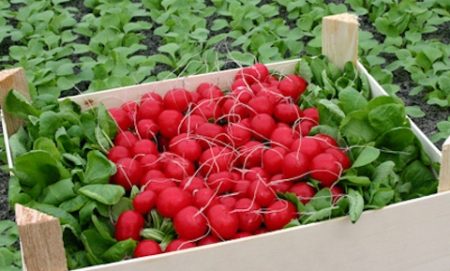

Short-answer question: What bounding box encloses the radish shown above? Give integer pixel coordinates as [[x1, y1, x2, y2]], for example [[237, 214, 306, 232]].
[[196, 83, 223, 99], [270, 126, 296, 149], [234, 232, 252, 239], [139, 154, 161, 171], [231, 82, 253, 103], [198, 235, 220, 246], [156, 187, 192, 218], [296, 120, 316, 137], [310, 153, 341, 187], [165, 239, 196, 252], [248, 95, 274, 115], [282, 152, 309, 179], [192, 99, 222, 120], [219, 196, 237, 209], [115, 210, 145, 241], [222, 98, 249, 122], [162, 156, 195, 180], [134, 240, 162, 258], [199, 147, 234, 175], [262, 147, 287, 175], [180, 176, 206, 193], [315, 134, 338, 149], [235, 67, 259, 84], [303, 107, 319, 123], [132, 139, 158, 156], [234, 198, 262, 233], [269, 174, 292, 193], [158, 110, 183, 138], [207, 171, 235, 194], [114, 131, 138, 149], [163, 88, 192, 112], [137, 99, 163, 121], [136, 119, 159, 139], [250, 113, 276, 139], [289, 182, 315, 204], [139, 169, 165, 187], [180, 115, 206, 134], [226, 122, 252, 147], [141, 92, 163, 103], [121, 101, 139, 121], [325, 148, 351, 169], [169, 134, 202, 162], [112, 158, 142, 190], [133, 190, 157, 214], [242, 167, 268, 182], [174, 206, 208, 240], [144, 178, 177, 194], [331, 186, 344, 203], [274, 103, 302, 124], [247, 180, 276, 207], [233, 179, 251, 198], [207, 204, 239, 240], [193, 188, 220, 209], [109, 108, 132, 130], [290, 137, 322, 159], [195, 123, 226, 147], [253, 63, 269, 80], [108, 146, 130, 162], [264, 200, 297, 231], [238, 141, 264, 168], [278, 75, 303, 101]]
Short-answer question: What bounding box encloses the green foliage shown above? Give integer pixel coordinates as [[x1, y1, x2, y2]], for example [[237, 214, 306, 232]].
[[0, 220, 21, 271]]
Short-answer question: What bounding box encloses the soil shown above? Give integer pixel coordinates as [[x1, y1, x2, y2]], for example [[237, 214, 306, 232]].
[[0, 1, 448, 221]]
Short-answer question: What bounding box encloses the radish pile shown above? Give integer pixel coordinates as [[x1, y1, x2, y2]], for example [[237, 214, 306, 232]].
[[107, 63, 351, 258]]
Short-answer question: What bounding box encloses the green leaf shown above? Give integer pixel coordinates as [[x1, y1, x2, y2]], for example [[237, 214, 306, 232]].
[[101, 239, 136, 263], [80, 228, 114, 265], [158, 43, 179, 57], [405, 106, 425, 118], [401, 160, 437, 200], [0, 220, 19, 247], [14, 150, 60, 187], [92, 215, 115, 242], [111, 198, 133, 222], [367, 103, 406, 133], [97, 104, 117, 139], [33, 137, 61, 160], [318, 99, 345, 127], [5, 90, 40, 119], [83, 150, 116, 184], [79, 184, 125, 205], [59, 195, 88, 213], [340, 110, 378, 145], [9, 127, 29, 159], [338, 87, 368, 114], [29, 202, 81, 236], [39, 111, 61, 138], [347, 189, 364, 223], [40, 178, 75, 205], [340, 175, 371, 186], [352, 146, 380, 168]]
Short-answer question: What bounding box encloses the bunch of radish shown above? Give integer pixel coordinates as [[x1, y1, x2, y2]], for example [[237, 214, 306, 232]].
[[108, 63, 351, 258]]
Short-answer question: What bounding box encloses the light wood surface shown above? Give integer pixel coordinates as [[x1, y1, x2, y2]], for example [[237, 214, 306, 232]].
[[0, 68, 30, 136], [15, 204, 67, 271], [439, 136, 450, 192], [322, 13, 359, 69]]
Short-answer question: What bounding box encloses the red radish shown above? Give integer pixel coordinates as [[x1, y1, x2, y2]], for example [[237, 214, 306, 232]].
[[325, 148, 351, 169], [180, 115, 206, 134], [274, 103, 302, 124], [136, 119, 159, 139], [109, 108, 132, 130], [247, 180, 276, 207], [248, 95, 274, 115], [251, 82, 270, 94], [132, 139, 158, 156], [278, 74, 307, 101], [158, 110, 183, 138], [253, 63, 269, 80], [234, 198, 262, 233], [282, 152, 309, 179], [207, 171, 234, 194], [331, 186, 344, 203], [115, 210, 144, 241], [180, 177, 205, 193], [303, 107, 319, 123], [255, 228, 268, 235], [196, 83, 223, 99], [165, 239, 196, 252], [193, 188, 220, 209], [219, 196, 237, 209], [108, 146, 130, 162], [198, 235, 220, 246], [238, 141, 264, 168], [141, 92, 163, 103], [234, 232, 252, 239], [133, 190, 157, 214], [290, 137, 322, 158], [235, 67, 259, 84], [162, 156, 194, 180], [163, 88, 192, 112], [263, 147, 287, 175], [134, 240, 162, 258], [231, 83, 253, 103], [289, 182, 315, 204], [310, 153, 341, 187], [315, 134, 338, 149], [233, 180, 251, 198], [297, 120, 316, 137], [114, 131, 138, 149], [169, 134, 202, 162], [264, 200, 297, 231], [144, 178, 177, 194], [270, 126, 296, 149], [250, 113, 276, 139], [207, 204, 239, 240], [199, 147, 234, 175], [137, 99, 163, 121], [174, 206, 208, 240], [139, 169, 165, 187], [195, 123, 226, 147], [121, 101, 139, 120], [192, 99, 222, 120], [222, 98, 249, 122], [112, 158, 142, 190], [156, 187, 192, 218], [191, 91, 200, 103], [139, 154, 161, 171], [226, 122, 252, 147], [242, 167, 268, 182], [269, 174, 292, 193]]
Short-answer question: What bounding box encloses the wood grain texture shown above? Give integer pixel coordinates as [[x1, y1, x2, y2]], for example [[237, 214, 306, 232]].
[[438, 136, 450, 192], [16, 204, 67, 271], [322, 13, 359, 69], [0, 68, 30, 136]]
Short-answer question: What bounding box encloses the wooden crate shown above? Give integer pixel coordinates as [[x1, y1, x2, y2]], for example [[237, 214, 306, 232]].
[[0, 13, 449, 271]]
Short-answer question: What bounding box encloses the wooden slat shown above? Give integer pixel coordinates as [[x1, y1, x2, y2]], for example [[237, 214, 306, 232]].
[[16, 204, 67, 271], [0, 68, 30, 136], [322, 13, 359, 69], [439, 136, 450, 192]]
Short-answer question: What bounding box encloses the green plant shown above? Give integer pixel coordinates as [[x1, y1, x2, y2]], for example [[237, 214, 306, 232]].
[[0, 220, 21, 271]]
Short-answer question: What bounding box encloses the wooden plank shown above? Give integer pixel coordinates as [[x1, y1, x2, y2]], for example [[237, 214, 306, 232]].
[[439, 136, 450, 192], [322, 13, 359, 69], [79, 191, 450, 271], [0, 68, 30, 136], [15, 204, 67, 271]]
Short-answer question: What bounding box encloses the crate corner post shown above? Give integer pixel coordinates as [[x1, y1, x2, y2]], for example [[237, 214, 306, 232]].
[[16, 204, 68, 271], [438, 136, 450, 192], [0, 67, 30, 136], [322, 13, 359, 69]]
